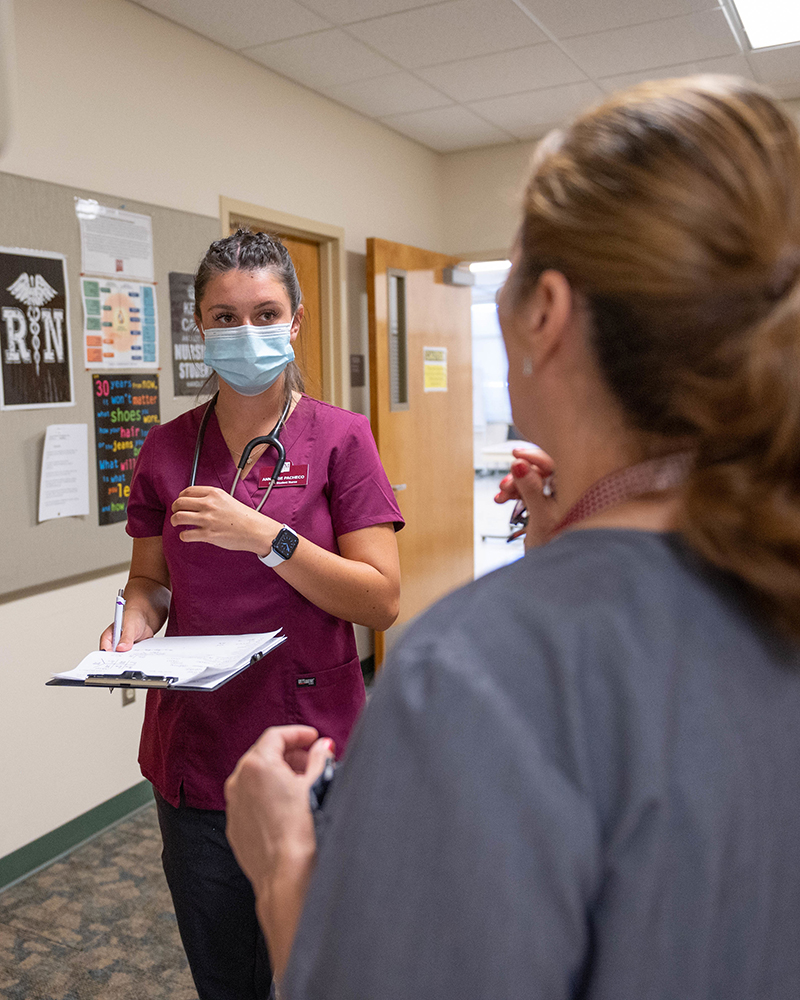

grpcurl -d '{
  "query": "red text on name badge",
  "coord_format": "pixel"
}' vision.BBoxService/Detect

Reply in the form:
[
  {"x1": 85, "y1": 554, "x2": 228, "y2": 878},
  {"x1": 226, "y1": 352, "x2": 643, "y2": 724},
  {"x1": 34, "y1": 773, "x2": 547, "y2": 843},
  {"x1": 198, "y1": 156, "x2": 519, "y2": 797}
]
[{"x1": 258, "y1": 463, "x2": 309, "y2": 489}]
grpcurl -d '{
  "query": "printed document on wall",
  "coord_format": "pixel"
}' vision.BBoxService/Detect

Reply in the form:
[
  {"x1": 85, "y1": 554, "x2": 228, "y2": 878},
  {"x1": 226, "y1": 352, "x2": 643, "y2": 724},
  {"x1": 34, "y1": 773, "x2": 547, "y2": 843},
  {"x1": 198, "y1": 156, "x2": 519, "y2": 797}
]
[
  {"x1": 75, "y1": 199, "x2": 154, "y2": 282},
  {"x1": 81, "y1": 277, "x2": 158, "y2": 368},
  {"x1": 38, "y1": 424, "x2": 90, "y2": 522}
]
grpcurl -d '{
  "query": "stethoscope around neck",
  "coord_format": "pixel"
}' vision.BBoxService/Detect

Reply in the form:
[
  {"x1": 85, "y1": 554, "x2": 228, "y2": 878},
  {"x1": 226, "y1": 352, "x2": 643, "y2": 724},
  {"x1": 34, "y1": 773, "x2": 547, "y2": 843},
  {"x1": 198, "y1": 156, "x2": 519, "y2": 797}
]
[{"x1": 190, "y1": 391, "x2": 293, "y2": 512}]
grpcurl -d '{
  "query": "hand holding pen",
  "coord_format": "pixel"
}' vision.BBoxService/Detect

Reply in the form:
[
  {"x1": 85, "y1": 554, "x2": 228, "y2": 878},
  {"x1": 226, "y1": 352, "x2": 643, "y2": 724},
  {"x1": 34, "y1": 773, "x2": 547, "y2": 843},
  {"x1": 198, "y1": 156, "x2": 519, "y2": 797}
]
[
  {"x1": 112, "y1": 589, "x2": 126, "y2": 652},
  {"x1": 100, "y1": 577, "x2": 170, "y2": 653},
  {"x1": 494, "y1": 446, "x2": 557, "y2": 550}
]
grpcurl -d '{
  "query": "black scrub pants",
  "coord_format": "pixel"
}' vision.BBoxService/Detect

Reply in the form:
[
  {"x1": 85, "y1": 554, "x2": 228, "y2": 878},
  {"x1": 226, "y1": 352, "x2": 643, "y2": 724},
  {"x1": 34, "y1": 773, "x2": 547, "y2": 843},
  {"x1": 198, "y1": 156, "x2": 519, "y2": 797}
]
[{"x1": 155, "y1": 789, "x2": 273, "y2": 1000}]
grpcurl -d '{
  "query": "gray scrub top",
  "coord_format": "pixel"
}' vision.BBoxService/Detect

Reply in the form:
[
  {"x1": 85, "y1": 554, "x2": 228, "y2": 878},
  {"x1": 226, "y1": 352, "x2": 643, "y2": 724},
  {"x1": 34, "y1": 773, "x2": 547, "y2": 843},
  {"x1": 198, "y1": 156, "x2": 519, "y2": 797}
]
[{"x1": 284, "y1": 530, "x2": 800, "y2": 1000}]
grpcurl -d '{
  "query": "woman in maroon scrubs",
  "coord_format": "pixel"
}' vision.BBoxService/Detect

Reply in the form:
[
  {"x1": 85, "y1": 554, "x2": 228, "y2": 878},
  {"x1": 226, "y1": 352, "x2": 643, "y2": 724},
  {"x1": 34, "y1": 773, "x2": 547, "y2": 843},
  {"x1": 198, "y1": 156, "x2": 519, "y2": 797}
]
[{"x1": 101, "y1": 230, "x2": 403, "y2": 1000}]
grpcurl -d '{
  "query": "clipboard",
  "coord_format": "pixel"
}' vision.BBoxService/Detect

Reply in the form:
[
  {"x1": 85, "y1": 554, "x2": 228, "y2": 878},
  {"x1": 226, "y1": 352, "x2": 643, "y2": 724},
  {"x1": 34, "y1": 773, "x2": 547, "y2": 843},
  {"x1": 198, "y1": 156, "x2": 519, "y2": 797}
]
[
  {"x1": 46, "y1": 651, "x2": 271, "y2": 692},
  {"x1": 47, "y1": 632, "x2": 286, "y2": 692}
]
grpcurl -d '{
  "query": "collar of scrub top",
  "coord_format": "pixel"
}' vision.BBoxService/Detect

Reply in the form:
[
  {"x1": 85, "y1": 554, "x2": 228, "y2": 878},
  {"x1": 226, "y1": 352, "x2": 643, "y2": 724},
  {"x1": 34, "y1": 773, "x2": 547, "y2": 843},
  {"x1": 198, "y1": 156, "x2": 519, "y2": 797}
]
[{"x1": 190, "y1": 390, "x2": 293, "y2": 513}]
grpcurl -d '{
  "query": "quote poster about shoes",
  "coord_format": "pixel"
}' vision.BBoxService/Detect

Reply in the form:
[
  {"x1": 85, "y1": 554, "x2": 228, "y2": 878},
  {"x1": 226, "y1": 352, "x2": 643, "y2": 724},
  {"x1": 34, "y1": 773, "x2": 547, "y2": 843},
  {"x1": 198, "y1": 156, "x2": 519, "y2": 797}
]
[{"x1": 93, "y1": 373, "x2": 160, "y2": 525}]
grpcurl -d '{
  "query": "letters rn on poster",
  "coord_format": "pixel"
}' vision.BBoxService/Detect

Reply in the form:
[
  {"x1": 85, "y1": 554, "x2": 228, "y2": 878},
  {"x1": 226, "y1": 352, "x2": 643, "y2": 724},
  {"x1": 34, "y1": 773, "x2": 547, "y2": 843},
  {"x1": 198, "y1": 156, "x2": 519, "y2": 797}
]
[{"x1": 0, "y1": 247, "x2": 74, "y2": 410}]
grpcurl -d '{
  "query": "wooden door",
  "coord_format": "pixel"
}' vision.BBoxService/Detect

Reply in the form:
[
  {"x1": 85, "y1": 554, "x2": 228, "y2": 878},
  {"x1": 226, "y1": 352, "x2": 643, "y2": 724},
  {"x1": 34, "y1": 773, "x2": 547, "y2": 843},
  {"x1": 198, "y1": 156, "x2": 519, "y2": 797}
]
[
  {"x1": 229, "y1": 218, "x2": 325, "y2": 401},
  {"x1": 368, "y1": 238, "x2": 474, "y2": 665}
]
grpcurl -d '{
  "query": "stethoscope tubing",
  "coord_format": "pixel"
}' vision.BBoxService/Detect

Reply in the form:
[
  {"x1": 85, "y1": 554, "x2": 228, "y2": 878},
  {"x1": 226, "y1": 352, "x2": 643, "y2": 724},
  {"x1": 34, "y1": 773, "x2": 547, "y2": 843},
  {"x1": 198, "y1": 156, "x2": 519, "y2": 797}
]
[{"x1": 190, "y1": 391, "x2": 292, "y2": 512}]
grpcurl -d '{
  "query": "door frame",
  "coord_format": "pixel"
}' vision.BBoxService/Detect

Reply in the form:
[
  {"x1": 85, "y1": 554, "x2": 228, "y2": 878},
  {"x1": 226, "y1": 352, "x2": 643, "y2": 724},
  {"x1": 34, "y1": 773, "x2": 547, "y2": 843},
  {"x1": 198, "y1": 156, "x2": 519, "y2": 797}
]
[{"x1": 219, "y1": 196, "x2": 349, "y2": 409}]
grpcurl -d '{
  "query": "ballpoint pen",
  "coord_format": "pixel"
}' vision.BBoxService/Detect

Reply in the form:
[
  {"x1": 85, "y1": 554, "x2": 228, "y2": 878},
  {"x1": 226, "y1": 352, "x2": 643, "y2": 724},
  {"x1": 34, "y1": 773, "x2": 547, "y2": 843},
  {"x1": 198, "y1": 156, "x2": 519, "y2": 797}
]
[{"x1": 112, "y1": 588, "x2": 126, "y2": 652}]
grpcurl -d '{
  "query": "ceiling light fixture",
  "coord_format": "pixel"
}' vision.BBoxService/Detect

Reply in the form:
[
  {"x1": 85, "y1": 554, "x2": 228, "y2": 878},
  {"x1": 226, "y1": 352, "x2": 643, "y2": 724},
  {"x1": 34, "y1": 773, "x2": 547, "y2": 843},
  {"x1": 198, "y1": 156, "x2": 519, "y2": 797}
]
[
  {"x1": 468, "y1": 260, "x2": 511, "y2": 273},
  {"x1": 730, "y1": 0, "x2": 800, "y2": 49}
]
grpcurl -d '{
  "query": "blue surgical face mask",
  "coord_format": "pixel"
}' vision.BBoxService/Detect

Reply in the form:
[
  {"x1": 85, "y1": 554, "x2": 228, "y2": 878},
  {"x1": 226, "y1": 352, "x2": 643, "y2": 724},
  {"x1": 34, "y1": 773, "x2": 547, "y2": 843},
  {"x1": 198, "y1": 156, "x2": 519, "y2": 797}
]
[{"x1": 203, "y1": 321, "x2": 295, "y2": 397}]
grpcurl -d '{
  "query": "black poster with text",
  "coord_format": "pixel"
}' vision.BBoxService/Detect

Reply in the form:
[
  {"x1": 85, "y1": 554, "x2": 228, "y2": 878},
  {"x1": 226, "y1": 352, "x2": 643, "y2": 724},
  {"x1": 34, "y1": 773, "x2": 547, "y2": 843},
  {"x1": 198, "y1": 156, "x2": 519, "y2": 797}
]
[
  {"x1": 93, "y1": 373, "x2": 160, "y2": 525},
  {"x1": 169, "y1": 271, "x2": 209, "y2": 396},
  {"x1": 0, "y1": 248, "x2": 73, "y2": 409}
]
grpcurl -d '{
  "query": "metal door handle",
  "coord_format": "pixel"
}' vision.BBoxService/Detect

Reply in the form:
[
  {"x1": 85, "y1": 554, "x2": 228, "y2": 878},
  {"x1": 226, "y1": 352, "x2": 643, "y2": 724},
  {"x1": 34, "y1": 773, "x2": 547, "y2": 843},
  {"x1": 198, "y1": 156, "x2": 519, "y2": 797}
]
[{"x1": 391, "y1": 484, "x2": 407, "y2": 492}]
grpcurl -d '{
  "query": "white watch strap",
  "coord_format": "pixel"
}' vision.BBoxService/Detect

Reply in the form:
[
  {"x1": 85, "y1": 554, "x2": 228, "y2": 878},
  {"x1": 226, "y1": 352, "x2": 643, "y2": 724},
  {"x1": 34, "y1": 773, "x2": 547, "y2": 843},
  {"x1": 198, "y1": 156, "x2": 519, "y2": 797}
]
[
  {"x1": 258, "y1": 525, "x2": 296, "y2": 567},
  {"x1": 259, "y1": 547, "x2": 284, "y2": 568}
]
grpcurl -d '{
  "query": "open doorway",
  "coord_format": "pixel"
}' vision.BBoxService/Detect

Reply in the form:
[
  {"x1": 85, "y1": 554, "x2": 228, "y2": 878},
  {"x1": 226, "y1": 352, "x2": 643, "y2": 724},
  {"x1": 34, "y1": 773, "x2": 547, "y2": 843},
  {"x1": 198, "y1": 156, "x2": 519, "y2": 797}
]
[{"x1": 470, "y1": 260, "x2": 529, "y2": 578}]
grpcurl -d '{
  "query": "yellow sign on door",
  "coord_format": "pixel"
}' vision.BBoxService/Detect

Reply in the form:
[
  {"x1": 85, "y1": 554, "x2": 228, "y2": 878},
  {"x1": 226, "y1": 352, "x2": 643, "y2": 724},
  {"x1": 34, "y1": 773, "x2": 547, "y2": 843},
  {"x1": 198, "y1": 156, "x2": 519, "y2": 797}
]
[{"x1": 424, "y1": 346, "x2": 447, "y2": 392}]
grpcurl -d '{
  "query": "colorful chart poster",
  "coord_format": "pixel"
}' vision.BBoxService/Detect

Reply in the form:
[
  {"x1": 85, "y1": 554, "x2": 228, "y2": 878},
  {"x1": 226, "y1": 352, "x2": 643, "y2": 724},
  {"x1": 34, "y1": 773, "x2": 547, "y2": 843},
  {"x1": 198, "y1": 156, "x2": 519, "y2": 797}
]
[
  {"x1": 82, "y1": 278, "x2": 158, "y2": 368},
  {"x1": 0, "y1": 247, "x2": 74, "y2": 410},
  {"x1": 93, "y1": 373, "x2": 160, "y2": 525},
  {"x1": 75, "y1": 200, "x2": 155, "y2": 282},
  {"x1": 169, "y1": 271, "x2": 209, "y2": 396}
]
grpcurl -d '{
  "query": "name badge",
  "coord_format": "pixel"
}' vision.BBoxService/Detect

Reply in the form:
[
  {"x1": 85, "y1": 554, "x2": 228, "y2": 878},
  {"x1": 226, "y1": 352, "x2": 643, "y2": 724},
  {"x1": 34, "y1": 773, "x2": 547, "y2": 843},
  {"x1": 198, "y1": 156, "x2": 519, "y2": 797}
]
[{"x1": 258, "y1": 461, "x2": 309, "y2": 489}]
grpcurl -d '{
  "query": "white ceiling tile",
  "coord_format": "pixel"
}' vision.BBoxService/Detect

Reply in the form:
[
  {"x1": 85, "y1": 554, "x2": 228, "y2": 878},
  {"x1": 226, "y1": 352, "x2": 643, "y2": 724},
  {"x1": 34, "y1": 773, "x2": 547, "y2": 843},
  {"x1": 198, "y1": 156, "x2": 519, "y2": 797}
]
[
  {"x1": 132, "y1": 0, "x2": 331, "y2": 49},
  {"x1": 381, "y1": 105, "x2": 516, "y2": 151},
  {"x1": 244, "y1": 29, "x2": 398, "y2": 89},
  {"x1": 348, "y1": 0, "x2": 547, "y2": 69},
  {"x1": 748, "y1": 44, "x2": 800, "y2": 95},
  {"x1": 563, "y1": 9, "x2": 741, "y2": 80},
  {"x1": 599, "y1": 53, "x2": 758, "y2": 93},
  {"x1": 298, "y1": 0, "x2": 443, "y2": 24},
  {"x1": 516, "y1": 0, "x2": 718, "y2": 40},
  {"x1": 469, "y1": 80, "x2": 604, "y2": 138},
  {"x1": 416, "y1": 42, "x2": 587, "y2": 102},
  {"x1": 323, "y1": 72, "x2": 452, "y2": 117}
]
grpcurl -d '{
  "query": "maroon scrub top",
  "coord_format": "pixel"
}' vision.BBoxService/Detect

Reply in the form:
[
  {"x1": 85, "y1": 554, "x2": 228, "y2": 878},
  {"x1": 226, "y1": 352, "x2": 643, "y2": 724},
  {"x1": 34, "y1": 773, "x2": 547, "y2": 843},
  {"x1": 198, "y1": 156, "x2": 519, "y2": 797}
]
[{"x1": 126, "y1": 395, "x2": 404, "y2": 810}]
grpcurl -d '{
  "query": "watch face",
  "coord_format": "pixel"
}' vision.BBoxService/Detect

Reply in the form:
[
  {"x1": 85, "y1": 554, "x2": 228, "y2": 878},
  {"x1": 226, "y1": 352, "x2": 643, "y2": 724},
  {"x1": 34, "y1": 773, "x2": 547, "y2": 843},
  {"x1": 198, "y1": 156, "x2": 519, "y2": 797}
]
[{"x1": 273, "y1": 527, "x2": 299, "y2": 560}]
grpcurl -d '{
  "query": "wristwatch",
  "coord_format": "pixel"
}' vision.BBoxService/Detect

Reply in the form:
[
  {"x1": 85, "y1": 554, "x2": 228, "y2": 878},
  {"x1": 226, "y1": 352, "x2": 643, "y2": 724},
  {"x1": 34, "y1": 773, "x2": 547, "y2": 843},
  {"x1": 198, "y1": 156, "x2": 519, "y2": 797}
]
[{"x1": 259, "y1": 525, "x2": 299, "y2": 567}]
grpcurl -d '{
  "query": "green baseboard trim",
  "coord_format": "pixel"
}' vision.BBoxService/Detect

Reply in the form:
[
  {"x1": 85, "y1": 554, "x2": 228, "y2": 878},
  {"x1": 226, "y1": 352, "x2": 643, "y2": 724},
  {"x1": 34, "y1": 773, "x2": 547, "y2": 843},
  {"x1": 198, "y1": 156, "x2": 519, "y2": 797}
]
[{"x1": 0, "y1": 780, "x2": 154, "y2": 893}]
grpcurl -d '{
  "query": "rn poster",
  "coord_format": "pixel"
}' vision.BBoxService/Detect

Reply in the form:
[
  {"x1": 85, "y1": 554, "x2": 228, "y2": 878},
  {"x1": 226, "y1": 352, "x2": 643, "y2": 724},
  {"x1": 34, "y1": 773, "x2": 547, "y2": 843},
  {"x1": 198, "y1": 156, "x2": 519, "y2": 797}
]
[
  {"x1": 0, "y1": 248, "x2": 74, "y2": 410},
  {"x1": 169, "y1": 271, "x2": 209, "y2": 396},
  {"x1": 93, "y1": 373, "x2": 160, "y2": 525}
]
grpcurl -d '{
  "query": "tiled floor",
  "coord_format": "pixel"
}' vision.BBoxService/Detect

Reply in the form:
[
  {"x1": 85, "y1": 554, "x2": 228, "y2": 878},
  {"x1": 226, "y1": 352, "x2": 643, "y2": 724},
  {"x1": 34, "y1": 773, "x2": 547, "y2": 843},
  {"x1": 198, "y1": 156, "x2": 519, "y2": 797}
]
[{"x1": 0, "y1": 805, "x2": 197, "y2": 1000}]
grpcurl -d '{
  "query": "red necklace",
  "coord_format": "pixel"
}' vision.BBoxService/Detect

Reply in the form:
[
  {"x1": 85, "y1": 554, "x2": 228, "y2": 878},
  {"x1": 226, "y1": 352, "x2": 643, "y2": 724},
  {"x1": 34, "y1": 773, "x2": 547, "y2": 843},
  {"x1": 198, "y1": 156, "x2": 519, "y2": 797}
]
[{"x1": 551, "y1": 451, "x2": 693, "y2": 536}]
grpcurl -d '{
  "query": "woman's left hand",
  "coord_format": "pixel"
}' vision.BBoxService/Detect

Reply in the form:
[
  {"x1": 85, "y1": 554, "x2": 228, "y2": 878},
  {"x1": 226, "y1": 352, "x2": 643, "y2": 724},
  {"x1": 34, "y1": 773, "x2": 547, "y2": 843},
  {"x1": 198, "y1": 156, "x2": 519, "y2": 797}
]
[
  {"x1": 171, "y1": 486, "x2": 274, "y2": 552},
  {"x1": 495, "y1": 447, "x2": 557, "y2": 549},
  {"x1": 225, "y1": 725, "x2": 333, "y2": 980}
]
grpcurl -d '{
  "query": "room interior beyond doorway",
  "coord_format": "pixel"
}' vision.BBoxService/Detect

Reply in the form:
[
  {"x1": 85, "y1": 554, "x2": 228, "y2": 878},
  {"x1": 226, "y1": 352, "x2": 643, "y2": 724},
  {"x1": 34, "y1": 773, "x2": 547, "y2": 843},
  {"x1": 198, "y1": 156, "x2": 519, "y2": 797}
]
[{"x1": 469, "y1": 259, "x2": 527, "y2": 579}]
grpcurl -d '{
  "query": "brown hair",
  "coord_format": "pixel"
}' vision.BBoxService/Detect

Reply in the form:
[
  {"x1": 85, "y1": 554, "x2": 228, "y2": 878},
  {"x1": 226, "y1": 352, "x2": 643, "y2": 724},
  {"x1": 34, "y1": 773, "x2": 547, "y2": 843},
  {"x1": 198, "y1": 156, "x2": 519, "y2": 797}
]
[
  {"x1": 194, "y1": 228, "x2": 305, "y2": 400},
  {"x1": 514, "y1": 76, "x2": 800, "y2": 637}
]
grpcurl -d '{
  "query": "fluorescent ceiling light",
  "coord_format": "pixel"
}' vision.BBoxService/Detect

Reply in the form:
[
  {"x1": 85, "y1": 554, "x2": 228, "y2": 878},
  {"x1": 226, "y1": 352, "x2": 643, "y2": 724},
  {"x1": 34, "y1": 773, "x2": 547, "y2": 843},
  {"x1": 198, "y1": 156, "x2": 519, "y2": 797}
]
[
  {"x1": 731, "y1": 0, "x2": 800, "y2": 49},
  {"x1": 468, "y1": 259, "x2": 511, "y2": 272}
]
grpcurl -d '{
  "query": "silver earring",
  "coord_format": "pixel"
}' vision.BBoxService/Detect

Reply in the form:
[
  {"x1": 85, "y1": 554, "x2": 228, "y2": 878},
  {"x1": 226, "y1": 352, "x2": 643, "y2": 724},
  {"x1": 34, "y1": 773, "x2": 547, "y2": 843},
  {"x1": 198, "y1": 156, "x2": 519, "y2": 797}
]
[{"x1": 522, "y1": 356, "x2": 533, "y2": 376}]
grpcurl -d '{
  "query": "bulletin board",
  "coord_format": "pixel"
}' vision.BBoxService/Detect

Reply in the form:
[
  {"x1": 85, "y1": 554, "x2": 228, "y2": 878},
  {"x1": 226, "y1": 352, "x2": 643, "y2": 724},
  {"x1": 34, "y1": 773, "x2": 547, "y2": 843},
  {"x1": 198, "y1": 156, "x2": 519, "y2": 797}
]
[{"x1": 0, "y1": 171, "x2": 220, "y2": 599}]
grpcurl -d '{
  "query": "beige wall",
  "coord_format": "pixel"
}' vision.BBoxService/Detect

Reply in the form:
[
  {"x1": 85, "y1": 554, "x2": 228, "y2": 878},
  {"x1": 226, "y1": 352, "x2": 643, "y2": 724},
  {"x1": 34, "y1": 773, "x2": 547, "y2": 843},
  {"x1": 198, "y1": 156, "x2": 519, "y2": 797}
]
[
  {"x1": 1, "y1": 0, "x2": 445, "y2": 255},
  {"x1": 442, "y1": 97, "x2": 800, "y2": 261},
  {"x1": 441, "y1": 140, "x2": 535, "y2": 259},
  {"x1": 0, "y1": 0, "x2": 449, "y2": 859},
  {"x1": 0, "y1": 570, "x2": 143, "y2": 857}
]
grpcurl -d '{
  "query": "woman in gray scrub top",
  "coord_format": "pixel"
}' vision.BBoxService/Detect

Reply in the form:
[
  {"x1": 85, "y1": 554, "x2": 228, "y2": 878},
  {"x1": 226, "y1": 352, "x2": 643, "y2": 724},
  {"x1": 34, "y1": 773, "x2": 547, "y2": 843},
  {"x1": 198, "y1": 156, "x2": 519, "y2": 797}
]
[{"x1": 226, "y1": 76, "x2": 800, "y2": 1000}]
